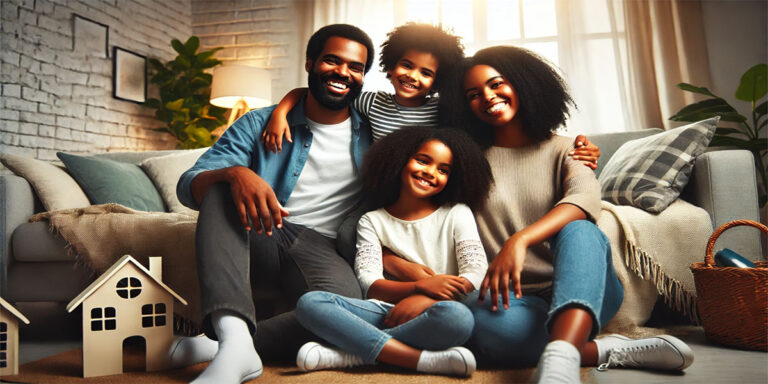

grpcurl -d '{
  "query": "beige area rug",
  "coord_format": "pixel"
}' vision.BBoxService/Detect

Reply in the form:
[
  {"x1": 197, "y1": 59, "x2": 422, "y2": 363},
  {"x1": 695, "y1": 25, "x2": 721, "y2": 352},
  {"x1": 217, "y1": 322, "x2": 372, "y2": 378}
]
[{"x1": 0, "y1": 346, "x2": 596, "y2": 383}]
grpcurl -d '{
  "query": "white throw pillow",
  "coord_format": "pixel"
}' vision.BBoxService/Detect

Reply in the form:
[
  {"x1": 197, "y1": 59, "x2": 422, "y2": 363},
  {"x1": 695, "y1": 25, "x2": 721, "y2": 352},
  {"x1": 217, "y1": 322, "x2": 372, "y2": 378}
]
[
  {"x1": 0, "y1": 153, "x2": 91, "y2": 211},
  {"x1": 140, "y1": 148, "x2": 207, "y2": 213}
]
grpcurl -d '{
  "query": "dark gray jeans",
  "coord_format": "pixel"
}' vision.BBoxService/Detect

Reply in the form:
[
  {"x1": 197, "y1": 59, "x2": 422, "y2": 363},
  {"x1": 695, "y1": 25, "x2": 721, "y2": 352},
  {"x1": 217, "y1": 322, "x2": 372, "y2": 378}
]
[{"x1": 195, "y1": 183, "x2": 362, "y2": 360}]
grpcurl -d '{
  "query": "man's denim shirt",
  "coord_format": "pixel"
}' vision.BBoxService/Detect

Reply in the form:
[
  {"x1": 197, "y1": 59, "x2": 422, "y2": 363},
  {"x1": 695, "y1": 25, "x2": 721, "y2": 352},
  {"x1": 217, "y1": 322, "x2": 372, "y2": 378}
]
[{"x1": 177, "y1": 98, "x2": 372, "y2": 210}]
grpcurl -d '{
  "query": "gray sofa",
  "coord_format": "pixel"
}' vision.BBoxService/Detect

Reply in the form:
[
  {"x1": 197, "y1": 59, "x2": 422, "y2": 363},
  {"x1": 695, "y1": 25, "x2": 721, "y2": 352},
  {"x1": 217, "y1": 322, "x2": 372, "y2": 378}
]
[{"x1": 0, "y1": 130, "x2": 763, "y2": 334}]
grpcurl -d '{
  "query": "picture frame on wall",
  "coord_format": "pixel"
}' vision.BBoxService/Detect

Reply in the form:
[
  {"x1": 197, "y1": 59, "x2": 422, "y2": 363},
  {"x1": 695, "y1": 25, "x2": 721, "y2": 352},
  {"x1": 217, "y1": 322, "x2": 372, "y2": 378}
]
[
  {"x1": 72, "y1": 14, "x2": 109, "y2": 58},
  {"x1": 113, "y1": 47, "x2": 147, "y2": 104}
]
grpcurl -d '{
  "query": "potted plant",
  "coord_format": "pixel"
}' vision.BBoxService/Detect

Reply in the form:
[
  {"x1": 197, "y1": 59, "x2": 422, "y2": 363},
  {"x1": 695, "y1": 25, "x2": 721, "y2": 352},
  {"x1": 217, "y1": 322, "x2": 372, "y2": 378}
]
[
  {"x1": 145, "y1": 36, "x2": 228, "y2": 149},
  {"x1": 670, "y1": 64, "x2": 767, "y2": 207}
]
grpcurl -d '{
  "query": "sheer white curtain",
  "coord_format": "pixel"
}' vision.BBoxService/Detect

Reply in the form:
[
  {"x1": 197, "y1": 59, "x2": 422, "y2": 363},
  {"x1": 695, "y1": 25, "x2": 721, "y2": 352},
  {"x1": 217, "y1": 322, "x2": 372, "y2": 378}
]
[{"x1": 299, "y1": 0, "x2": 711, "y2": 134}]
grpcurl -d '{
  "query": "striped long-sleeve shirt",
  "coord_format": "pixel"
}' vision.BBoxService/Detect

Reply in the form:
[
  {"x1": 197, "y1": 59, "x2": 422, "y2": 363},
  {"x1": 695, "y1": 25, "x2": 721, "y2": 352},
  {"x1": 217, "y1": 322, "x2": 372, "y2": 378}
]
[{"x1": 352, "y1": 91, "x2": 439, "y2": 142}]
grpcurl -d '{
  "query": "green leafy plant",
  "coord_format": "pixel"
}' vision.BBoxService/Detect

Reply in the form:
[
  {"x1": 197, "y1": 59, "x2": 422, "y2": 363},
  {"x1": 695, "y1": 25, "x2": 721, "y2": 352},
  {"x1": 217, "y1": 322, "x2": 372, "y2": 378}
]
[
  {"x1": 146, "y1": 36, "x2": 227, "y2": 149},
  {"x1": 670, "y1": 63, "x2": 767, "y2": 207}
]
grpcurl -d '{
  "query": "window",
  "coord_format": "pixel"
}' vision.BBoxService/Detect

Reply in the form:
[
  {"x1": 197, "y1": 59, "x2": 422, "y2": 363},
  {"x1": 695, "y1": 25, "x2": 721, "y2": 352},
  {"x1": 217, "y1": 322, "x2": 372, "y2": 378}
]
[
  {"x1": 0, "y1": 322, "x2": 6, "y2": 368},
  {"x1": 383, "y1": 0, "x2": 630, "y2": 134},
  {"x1": 90, "y1": 307, "x2": 117, "y2": 331},
  {"x1": 141, "y1": 303, "x2": 167, "y2": 328},
  {"x1": 116, "y1": 277, "x2": 142, "y2": 299}
]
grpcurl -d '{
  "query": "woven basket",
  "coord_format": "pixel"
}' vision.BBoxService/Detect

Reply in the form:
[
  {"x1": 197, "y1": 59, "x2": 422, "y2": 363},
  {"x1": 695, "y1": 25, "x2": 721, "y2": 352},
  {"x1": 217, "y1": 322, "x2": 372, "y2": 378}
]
[{"x1": 690, "y1": 219, "x2": 768, "y2": 351}]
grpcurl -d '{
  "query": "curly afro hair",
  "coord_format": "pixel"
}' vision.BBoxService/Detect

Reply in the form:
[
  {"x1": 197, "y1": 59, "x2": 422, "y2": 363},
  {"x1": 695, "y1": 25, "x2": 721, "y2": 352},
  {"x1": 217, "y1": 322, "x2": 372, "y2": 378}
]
[
  {"x1": 362, "y1": 126, "x2": 493, "y2": 212},
  {"x1": 439, "y1": 46, "x2": 575, "y2": 148},
  {"x1": 379, "y1": 23, "x2": 465, "y2": 95}
]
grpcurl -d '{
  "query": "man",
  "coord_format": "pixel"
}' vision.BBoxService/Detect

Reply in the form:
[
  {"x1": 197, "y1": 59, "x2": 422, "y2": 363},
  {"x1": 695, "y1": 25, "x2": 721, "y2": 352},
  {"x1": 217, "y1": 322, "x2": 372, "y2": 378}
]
[{"x1": 174, "y1": 24, "x2": 375, "y2": 384}]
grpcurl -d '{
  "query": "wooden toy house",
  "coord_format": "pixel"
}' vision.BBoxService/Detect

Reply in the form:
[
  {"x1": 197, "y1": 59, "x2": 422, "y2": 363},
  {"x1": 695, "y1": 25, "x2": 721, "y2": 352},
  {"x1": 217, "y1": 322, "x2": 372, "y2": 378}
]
[
  {"x1": 0, "y1": 297, "x2": 30, "y2": 376},
  {"x1": 66, "y1": 255, "x2": 187, "y2": 378}
]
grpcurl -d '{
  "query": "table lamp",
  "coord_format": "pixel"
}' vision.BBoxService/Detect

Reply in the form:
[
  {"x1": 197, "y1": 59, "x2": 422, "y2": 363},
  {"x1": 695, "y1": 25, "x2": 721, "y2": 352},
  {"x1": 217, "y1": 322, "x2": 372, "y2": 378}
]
[{"x1": 210, "y1": 65, "x2": 272, "y2": 135}]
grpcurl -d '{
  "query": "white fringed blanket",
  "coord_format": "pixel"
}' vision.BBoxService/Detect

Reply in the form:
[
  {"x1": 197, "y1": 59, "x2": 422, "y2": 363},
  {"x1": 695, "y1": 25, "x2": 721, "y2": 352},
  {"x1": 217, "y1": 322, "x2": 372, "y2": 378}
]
[
  {"x1": 598, "y1": 199, "x2": 713, "y2": 336},
  {"x1": 31, "y1": 204, "x2": 202, "y2": 333}
]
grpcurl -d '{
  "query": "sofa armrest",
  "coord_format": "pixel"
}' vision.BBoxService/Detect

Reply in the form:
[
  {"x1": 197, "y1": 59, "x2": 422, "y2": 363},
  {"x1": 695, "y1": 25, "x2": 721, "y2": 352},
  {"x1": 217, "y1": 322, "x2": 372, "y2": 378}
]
[
  {"x1": 683, "y1": 149, "x2": 762, "y2": 259},
  {"x1": 0, "y1": 174, "x2": 37, "y2": 293}
]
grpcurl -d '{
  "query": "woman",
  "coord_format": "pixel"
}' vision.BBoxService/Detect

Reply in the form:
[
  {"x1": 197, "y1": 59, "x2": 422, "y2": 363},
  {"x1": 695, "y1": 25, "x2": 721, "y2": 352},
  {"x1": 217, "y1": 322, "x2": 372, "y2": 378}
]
[{"x1": 389, "y1": 46, "x2": 694, "y2": 383}]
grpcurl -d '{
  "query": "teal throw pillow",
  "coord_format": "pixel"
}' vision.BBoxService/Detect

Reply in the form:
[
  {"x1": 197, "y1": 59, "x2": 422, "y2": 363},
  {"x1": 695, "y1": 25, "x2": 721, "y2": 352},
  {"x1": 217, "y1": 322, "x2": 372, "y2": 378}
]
[{"x1": 57, "y1": 152, "x2": 166, "y2": 212}]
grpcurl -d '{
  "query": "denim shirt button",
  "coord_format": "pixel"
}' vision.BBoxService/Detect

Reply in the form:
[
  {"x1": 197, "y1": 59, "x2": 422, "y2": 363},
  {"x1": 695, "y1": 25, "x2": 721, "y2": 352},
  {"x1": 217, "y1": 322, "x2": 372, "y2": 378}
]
[
  {"x1": 304, "y1": 143, "x2": 309, "y2": 147},
  {"x1": 293, "y1": 172, "x2": 298, "y2": 176}
]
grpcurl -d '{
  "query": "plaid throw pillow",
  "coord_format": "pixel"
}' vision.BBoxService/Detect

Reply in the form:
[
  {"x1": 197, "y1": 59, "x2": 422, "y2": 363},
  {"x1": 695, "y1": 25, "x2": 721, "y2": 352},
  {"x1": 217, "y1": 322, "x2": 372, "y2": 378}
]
[{"x1": 598, "y1": 117, "x2": 718, "y2": 213}]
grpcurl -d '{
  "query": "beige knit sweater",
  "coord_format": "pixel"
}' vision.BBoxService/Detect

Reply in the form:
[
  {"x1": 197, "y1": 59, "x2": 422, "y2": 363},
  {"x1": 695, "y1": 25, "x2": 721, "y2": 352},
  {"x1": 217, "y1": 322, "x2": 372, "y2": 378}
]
[{"x1": 475, "y1": 135, "x2": 602, "y2": 296}]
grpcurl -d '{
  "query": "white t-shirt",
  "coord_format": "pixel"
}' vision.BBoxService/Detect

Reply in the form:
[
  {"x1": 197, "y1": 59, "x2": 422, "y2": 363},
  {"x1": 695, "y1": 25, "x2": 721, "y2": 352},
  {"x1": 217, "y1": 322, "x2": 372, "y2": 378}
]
[
  {"x1": 354, "y1": 204, "x2": 488, "y2": 297},
  {"x1": 283, "y1": 117, "x2": 362, "y2": 237}
]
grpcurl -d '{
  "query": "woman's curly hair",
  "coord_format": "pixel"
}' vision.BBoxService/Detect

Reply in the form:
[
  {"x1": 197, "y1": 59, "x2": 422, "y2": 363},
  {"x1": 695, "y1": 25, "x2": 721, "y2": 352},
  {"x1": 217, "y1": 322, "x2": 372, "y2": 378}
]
[
  {"x1": 439, "y1": 46, "x2": 575, "y2": 148},
  {"x1": 362, "y1": 127, "x2": 493, "y2": 212},
  {"x1": 379, "y1": 23, "x2": 465, "y2": 95}
]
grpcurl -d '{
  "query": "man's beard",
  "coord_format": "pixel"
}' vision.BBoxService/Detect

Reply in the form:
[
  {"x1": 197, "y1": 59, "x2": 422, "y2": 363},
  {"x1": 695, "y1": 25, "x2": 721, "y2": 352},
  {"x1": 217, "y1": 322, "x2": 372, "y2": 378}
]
[{"x1": 307, "y1": 70, "x2": 362, "y2": 111}]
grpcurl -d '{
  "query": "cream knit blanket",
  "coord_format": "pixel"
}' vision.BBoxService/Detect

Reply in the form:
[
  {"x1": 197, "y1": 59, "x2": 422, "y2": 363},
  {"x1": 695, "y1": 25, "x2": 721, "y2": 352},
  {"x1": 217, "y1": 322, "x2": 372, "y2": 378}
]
[
  {"x1": 31, "y1": 204, "x2": 202, "y2": 334},
  {"x1": 598, "y1": 199, "x2": 713, "y2": 336}
]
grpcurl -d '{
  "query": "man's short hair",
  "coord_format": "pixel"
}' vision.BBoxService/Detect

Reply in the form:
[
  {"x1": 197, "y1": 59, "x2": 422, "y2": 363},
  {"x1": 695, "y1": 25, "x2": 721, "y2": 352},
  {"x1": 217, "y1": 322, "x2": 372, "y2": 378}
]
[{"x1": 306, "y1": 24, "x2": 375, "y2": 74}]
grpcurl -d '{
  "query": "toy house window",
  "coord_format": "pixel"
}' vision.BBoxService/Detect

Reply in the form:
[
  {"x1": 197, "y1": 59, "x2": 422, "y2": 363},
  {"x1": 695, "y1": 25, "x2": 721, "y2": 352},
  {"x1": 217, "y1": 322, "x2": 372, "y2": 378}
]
[
  {"x1": 91, "y1": 307, "x2": 117, "y2": 331},
  {"x1": 116, "y1": 277, "x2": 142, "y2": 299},
  {"x1": 141, "y1": 303, "x2": 167, "y2": 328},
  {"x1": 0, "y1": 322, "x2": 6, "y2": 368}
]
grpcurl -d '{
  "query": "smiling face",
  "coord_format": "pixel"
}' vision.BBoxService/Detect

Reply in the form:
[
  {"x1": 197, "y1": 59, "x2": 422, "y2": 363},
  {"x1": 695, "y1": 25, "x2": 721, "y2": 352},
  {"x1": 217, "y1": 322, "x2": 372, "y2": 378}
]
[
  {"x1": 306, "y1": 36, "x2": 368, "y2": 110},
  {"x1": 387, "y1": 50, "x2": 438, "y2": 107},
  {"x1": 463, "y1": 64, "x2": 520, "y2": 128},
  {"x1": 399, "y1": 139, "x2": 453, "y2": 201}
]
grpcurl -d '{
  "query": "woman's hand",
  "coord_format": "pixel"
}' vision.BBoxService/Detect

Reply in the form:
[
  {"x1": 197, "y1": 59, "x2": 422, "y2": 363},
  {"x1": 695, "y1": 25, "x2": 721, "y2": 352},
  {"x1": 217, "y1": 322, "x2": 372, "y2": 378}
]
[
  {"x1": 570, "y1": 135, "x2": 600, "y2": 170},
  {"x1": 479, "y1": 234, "x2": 528, "y2": 311},
  {"x1": 384, "y1": 294, "x2": 437, "y2": 327},
  {"x1": 382, "y1": 250, "x2": 435, "y2": 282},
  {"x1": 415, "y1": 274, "x2": 468, "y2": 300}
]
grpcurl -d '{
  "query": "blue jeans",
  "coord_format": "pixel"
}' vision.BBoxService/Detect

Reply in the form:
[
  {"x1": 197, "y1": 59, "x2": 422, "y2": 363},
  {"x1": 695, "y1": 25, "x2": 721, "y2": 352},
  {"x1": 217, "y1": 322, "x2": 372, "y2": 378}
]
[
  {"x1": 296, "y1": 291, "x2": 475, "y2": 363},
  {"x1": 463, "y1": 220, "x2": 623, "y2": 367}
]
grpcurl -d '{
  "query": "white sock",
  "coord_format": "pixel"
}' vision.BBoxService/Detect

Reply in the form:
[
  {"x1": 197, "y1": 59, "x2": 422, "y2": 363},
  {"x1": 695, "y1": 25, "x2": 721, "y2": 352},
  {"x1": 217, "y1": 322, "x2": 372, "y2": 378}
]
[
  {"x1": 416, "y1": 347, "x2": 476, "y2": 377},
  {"x1": 531, "y1": 340, "x2": 581, "y2": 384},
  {"x1": 168, "y1": 334, "x2": 219, "y2": 368},
  {"x1": 191, "y1": 310, "x2": 263, "y2": 384}
]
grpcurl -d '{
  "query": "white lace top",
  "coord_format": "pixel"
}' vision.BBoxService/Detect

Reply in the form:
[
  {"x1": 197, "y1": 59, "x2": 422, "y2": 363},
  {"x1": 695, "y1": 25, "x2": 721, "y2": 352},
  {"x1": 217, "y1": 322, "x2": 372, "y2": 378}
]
[{"x1": 354, "y1": 204, "x2": 488, "y2": 298}]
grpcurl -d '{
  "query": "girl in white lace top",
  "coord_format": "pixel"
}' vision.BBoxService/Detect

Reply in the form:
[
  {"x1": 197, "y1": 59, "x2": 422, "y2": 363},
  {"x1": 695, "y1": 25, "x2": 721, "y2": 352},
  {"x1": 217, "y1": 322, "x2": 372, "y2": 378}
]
[{"x1": 293, "y1": 127, "x2": 493, "y2": 377}]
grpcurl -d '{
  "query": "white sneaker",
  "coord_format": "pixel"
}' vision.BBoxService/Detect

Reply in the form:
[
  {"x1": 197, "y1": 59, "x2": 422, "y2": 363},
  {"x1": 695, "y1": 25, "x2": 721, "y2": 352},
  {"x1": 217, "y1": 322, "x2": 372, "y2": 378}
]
[
  {"x1": 596, "y1": 334, "x2": 694, "y2": 371},
  {"x1": 417, "y1": 346, "x2": 477, "y2": 377},
  {"x1": 296, "y1": 341, "x2": 364, "y2": 372}
]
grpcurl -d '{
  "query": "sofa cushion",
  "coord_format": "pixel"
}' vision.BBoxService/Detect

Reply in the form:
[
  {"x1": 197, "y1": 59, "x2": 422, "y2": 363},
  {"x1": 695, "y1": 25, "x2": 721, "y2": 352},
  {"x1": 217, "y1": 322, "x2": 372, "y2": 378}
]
[
  {"x1": 12, "y1": 221, "x2": 73, "y2": 262},
  {"x1": 0, "y1": 153, "x2": 91, "y2": 212},
  {"x1": 57, "y1": 152, "x2": 166, "y2": 212},
  {"x1": 140, "y1": 148, "x2": 207, "y2": 213},
  {"x1": 7, "y1": 262, "x2": 93, "y2": 302},
  {"x1": 597, "y1": 117, "x2": 718, "y2": 213}
]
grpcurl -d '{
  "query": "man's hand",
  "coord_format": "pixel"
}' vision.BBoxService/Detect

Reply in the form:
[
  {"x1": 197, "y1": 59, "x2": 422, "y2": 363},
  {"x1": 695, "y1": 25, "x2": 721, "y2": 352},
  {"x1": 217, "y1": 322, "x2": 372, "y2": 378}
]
[
  {"x1": 382, "y1": 250, "x2": 435, "y2": 282},
  {"x1": 384, "y1": 294, "x2": 437, "y2": 328},
  {"x1": 415, "y1": 274, "x2": 469, "y2": 300},
  {"x1": 479, "y1": 234, "x2": 528, "y2": 311},
  {"x1": 570, "y1": 134, "x2": 601, "y2": 170},
  {"x1": 226, "y1": 166, "x2": 289, "y2": 235}
]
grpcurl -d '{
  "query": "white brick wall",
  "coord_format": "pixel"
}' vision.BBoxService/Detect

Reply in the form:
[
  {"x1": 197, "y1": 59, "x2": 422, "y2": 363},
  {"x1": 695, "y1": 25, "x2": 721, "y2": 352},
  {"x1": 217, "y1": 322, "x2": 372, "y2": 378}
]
[{"x1": 0, "y1": 0, "x2": 192, "y2": 164}]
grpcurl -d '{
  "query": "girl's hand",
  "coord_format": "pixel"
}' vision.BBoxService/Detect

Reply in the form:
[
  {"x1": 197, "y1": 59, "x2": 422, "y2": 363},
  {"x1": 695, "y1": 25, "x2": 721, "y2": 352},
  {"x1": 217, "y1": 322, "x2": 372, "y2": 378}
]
[
  {"x1": 382, "y1": 250, "x2": 435, "y2": 282},
  {"x1": 569, "y1": 135, "x2": 600, "y2": 170},
  {"x1": 261, "y1": 115, "x2": 292, "y2": 153},
  {"x1": 415, "y1": 274, "x2": 468, "y2": 300},
  {"x1": 384, "y1": 294, "x2": 437, "y2": 327},
  {"x1": 479, "y1": 234, "x2": 527, "y2": 311}
]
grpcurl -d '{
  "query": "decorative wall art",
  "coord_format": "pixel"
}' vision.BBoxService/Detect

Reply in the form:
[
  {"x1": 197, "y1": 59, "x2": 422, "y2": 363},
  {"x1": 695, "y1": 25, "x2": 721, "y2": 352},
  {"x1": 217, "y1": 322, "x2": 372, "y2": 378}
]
[
  {"x1": 113, "y1": 47, "x2": 147, "y2": 104},
  {"x1": 72, "y1": 14, "x2": 109, "y2": 58}
]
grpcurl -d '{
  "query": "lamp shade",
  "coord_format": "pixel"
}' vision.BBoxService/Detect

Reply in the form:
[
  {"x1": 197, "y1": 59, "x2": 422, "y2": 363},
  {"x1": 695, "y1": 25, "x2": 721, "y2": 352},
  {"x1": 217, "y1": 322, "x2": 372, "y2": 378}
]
[{"x1": 210, "y1": 65, "x2": 272, "y2": 109}]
